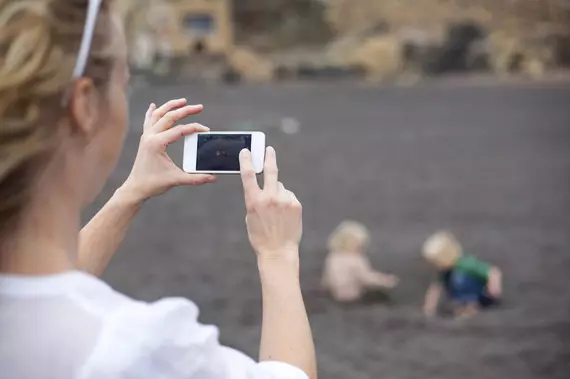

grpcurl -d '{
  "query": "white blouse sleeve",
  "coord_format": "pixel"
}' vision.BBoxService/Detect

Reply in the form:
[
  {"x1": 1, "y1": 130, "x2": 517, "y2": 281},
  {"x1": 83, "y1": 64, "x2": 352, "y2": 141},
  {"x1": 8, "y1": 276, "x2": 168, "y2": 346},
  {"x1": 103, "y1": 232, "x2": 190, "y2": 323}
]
[{"x1": 79, "y1": 297, "x2": 309, "y2": 379}]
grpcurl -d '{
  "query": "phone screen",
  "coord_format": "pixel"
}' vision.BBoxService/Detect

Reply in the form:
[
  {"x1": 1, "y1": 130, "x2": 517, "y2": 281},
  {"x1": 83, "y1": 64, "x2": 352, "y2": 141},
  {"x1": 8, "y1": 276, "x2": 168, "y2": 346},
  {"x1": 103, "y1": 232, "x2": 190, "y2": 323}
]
[{"x1": 196, "y1": 134, "x2": 252, "y2": 171}]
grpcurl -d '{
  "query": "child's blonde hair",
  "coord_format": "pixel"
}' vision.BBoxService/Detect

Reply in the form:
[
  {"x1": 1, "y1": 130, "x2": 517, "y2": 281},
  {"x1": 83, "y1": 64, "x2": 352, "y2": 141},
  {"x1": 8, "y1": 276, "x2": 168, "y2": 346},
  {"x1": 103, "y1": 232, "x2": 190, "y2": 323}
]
[
  {"x1": 422, "y1": 230, "x2": 462, "y2": 269},
  {"x1": 328, "y1": 220, "x2": 370, "y2": 253}
]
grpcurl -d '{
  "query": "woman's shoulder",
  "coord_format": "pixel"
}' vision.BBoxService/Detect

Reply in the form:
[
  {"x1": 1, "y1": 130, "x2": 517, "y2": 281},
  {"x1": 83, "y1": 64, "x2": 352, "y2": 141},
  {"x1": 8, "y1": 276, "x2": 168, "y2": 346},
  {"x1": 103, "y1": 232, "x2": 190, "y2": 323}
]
[
  {"x1": 70, "y1": 274, "x2": 211, "y2": 345},
  {"x1": 68, "y1": 273, "x2": 214, "y2": 351},
  {"x1": 77, "y1": 290, "x2": 219, "y2": 378}
]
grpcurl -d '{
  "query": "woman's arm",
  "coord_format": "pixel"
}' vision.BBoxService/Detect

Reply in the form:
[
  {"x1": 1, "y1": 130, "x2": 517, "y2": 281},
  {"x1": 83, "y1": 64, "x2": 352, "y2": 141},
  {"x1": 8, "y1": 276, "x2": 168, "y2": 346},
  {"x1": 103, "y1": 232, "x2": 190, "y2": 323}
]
[
  {"x1": 258, "y1": 255, "x2": 316, "y2": 378},
  {"x1": 423, "y1": 282, "x2": 443, "y2": 317},
  {"x1": 240, "y1": 148, "x2": 317, "y2": 379},
  {"x1": 78, "y1": 99, "x2": 215, "y2": 275},
  {"x1": 78, "y1": 186, "x2": 142, "y2": 275}
]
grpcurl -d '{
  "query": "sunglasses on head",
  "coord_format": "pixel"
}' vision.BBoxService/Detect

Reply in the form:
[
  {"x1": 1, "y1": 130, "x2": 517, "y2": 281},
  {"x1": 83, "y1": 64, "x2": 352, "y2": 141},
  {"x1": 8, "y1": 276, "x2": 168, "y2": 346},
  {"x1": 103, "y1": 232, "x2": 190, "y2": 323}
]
[{"x1": 62, "y1": 0, "x2": 103, "y2": 106}]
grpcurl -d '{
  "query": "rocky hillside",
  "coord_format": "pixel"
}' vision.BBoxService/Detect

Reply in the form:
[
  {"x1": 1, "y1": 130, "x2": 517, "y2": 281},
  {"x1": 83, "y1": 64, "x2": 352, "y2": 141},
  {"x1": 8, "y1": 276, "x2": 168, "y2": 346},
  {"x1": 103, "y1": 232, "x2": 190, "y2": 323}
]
[
  {"x1": 325, "y1": 0, "x2": 570, "y2": 37},
  {"x1": 233, "y1": 0, "x2": 570, "y2": 49}
]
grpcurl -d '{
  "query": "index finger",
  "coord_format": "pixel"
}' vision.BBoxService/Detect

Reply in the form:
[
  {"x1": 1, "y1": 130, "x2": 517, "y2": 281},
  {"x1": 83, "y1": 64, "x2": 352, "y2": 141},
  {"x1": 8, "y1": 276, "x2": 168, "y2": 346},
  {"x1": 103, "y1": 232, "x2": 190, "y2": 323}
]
[
  {"x1": 263, "y1": 146, "x2": 279, "y2": 194},
  {"x1": 147, "y1": 98, "x2": 187, "y2": 128},
  {"x1": 153, "y1": 104, "x2": 204, "y2": 133},
  {"x1": 239, "y1": 149, "x2": 261, "y2": 206}
]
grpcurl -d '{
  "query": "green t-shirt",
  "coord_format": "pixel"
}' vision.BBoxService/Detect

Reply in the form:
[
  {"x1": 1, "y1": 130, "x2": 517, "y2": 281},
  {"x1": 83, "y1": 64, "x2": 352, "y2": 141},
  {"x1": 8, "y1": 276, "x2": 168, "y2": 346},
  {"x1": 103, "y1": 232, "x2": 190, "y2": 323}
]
[
  {"x1": 438, "y1": 254, "x2": 491, "y2": 287},
  {"x1": 453, "y1": 255, "x2": 491, "y2": 281}
]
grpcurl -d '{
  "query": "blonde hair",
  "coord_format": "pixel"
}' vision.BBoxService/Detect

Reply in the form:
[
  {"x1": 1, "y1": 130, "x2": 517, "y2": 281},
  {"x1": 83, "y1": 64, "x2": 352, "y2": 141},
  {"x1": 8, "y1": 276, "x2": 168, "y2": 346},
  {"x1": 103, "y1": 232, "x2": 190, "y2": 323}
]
[
  {"x1": 0, "y1": 0, "x2": 116, "y2": 237},
  {"x1": 328, "y1": 220, "x2": 370, "y2": 253},
  {"x1": 422, "y1": 230, "x2": 462, "y2": 269}
]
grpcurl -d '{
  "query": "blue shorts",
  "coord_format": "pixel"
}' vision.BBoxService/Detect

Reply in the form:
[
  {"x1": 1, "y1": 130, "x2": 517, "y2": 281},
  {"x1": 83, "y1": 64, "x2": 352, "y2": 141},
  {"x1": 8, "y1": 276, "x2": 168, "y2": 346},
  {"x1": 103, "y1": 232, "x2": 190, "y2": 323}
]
[{"x1": 446, "y1": 270, "x2": 495, "y2": 307}]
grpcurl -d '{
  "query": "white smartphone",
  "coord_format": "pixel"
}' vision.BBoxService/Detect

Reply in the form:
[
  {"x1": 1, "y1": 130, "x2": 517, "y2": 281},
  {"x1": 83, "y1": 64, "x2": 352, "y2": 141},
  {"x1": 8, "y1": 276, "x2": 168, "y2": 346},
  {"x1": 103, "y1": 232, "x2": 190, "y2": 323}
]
[{"x1": 183, "y1": 131, "x2": 266, "y2": 174}]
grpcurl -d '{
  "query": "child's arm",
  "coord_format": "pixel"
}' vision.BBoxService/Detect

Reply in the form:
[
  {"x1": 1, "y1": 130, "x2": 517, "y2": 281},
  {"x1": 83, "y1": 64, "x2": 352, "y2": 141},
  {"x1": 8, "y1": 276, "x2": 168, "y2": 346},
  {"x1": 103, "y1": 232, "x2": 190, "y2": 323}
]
[
  {"x1": 487, "y1": 266, "x2": 503, "y2": 298},
  {"x1": 362, "y1": 271, "x2": 399, "y2": 289},
  {"x1": 356, "y1": 258, "x2": 399, "y2": 289},
  {"x1": 457, "y1": 256, "x2": 502, "y2": 299},
  {"x1": 423, "y1": 283, "x2": 443, "y2": 317}
]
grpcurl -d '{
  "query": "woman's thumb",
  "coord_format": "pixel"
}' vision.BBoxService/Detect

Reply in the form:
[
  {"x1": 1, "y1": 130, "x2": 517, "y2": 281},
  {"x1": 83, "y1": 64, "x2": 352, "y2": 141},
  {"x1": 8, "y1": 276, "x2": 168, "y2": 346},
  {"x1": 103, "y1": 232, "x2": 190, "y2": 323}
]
[{"x1": 176, "y1": 173, "x2": 217, "y2": 186}]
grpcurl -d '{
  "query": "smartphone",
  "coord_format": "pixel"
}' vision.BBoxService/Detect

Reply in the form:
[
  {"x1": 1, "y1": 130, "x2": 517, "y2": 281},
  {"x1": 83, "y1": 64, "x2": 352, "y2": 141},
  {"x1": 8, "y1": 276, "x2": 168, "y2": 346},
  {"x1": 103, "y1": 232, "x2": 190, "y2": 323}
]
[{"x1": 183, "y1": 131, "x2": 266, "y2": 174}]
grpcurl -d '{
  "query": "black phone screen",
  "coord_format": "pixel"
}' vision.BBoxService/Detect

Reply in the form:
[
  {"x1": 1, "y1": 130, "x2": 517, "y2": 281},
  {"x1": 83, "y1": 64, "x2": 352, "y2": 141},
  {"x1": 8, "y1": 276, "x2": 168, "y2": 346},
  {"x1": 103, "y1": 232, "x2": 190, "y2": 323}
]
[{"x1": 196, "y1": 134, "x2": 252, "y2": 171}]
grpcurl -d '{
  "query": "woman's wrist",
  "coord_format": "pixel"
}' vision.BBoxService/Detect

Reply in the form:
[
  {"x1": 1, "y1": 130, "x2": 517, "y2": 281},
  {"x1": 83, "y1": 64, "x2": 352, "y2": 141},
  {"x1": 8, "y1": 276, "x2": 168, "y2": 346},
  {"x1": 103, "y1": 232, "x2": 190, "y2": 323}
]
[
  {"x1": 114, "y1": 182, "x2": 147, "y2": 209},
  {"x1": 257, "y1": 249, "x2": 300, "y2": 283}
]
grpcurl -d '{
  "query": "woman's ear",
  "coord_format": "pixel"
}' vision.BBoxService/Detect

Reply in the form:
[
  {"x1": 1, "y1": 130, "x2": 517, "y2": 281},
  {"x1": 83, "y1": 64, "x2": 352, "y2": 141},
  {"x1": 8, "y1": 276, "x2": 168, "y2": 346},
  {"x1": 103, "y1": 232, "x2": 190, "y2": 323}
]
[{"x1": 68, "y1": 77, "x2": 100, "y2": 140}]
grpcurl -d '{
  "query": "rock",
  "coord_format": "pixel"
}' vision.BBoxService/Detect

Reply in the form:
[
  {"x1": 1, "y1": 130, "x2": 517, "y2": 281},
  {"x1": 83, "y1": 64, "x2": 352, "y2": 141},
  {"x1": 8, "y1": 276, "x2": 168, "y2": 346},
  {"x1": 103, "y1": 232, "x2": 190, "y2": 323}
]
[
  {"x1": 327, "y1": 34, "x2": 403, "y2": 79},
  {"x1": 295, "y1": 64, "x2": 365, "y2": 80},
  {"x1": 350, "y1": 35, "x2": 403, "y2": 78},
  {"x1": 553, "y1": 33, "x2": 570, "y2": 67},
  {"x1": 221, "y1": 67, "x2": 242, "y2": 84},
  {"x1": 274, "y1": 65, "x2": 296, "y2": 81},
  {"x1": 523, "y1": 58, "x2": 546, "y2": 79},
  {"x1": 427, "y1": 21, "x2": 488, "y2": 74},
  {"x1": 531, "y1": 28, "x2": 570, "y2": 68},
  {"x1": 486, "y1": 27, "x2": 566, "y2": 77},
  {"x1": 486, "y1": 31, "x2": 523, "y2": 75},
  {"x1": 466, "y1": 39, "x2": 491, "y2": 72},
  {"x1": 227, "y1": 47, "x2": 275, "y2": 82},
  {"x1": 398, "y1": 27, "x2": 444, "y2": 74}
]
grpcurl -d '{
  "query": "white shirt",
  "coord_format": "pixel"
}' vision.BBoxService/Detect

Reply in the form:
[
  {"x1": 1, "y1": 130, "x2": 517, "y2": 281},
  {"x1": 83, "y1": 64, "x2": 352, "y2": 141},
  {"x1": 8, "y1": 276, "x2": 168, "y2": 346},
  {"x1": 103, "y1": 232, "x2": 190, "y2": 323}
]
[{"x1": 0, "y1": 271, "x2": 308, "y2": 379}]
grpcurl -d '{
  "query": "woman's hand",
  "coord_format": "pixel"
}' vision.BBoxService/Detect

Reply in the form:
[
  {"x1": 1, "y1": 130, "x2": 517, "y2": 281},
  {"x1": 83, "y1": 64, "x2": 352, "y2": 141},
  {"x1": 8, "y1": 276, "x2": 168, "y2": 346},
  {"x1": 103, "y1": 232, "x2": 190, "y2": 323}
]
[
  {"x1": 239, "y1": 147, "x2": 302, "y2": 264},
  {"x1": 241, "y1": 148, "x2": 317, "y2": 379},
  {"x1": 122, "y1": 99, "x2": 216, "y2": 202}
]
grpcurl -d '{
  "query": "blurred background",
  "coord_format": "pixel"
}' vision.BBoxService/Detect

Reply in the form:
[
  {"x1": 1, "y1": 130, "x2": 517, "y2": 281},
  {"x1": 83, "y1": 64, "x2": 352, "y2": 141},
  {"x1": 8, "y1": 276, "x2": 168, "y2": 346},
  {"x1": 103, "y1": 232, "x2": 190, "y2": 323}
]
[
  {"x1": 89, "y1": 1, "x2": 570, "y2": 378},
  {"x1": 116, "y1": 0, "x2": 570, "y2": 83}
]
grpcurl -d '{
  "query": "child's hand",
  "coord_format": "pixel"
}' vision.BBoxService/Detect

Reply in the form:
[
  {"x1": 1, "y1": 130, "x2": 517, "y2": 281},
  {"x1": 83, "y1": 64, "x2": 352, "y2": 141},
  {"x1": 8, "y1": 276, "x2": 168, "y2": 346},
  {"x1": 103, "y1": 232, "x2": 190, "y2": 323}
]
[
  {"x1": 487, "y1": 281, "x2": 502, "y2": 298},
  {"x1": 382, "y1": 274, "x2": 399, "y2": 288},
  {"x1": 487, "y1": 267, "x2": 503, "y2": 298},
  {"x1": 423, "y1": 283, "x2": 442, "y2": 318}
]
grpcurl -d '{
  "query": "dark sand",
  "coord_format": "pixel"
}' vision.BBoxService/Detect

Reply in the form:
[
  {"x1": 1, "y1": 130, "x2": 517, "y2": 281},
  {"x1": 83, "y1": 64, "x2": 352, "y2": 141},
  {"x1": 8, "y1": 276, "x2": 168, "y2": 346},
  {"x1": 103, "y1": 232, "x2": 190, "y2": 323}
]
[{"x1": 87, "y1": 80, "x2": 570, "y2": 379}]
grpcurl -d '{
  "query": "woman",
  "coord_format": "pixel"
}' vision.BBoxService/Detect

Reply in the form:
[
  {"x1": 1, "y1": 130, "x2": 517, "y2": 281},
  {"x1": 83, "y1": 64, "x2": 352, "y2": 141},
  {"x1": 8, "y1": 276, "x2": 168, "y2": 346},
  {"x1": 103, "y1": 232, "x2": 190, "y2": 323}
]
[{"x1": 0, "y1": 1, "x2": 316, "y2": 378}]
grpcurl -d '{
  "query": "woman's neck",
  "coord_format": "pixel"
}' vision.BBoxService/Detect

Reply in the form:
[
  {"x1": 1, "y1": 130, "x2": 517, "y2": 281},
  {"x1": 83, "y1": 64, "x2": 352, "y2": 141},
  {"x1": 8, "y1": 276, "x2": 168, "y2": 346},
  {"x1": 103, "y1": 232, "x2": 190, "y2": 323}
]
[{"x1": 0, "y1": 183, "x2": 81, "y2": 276}]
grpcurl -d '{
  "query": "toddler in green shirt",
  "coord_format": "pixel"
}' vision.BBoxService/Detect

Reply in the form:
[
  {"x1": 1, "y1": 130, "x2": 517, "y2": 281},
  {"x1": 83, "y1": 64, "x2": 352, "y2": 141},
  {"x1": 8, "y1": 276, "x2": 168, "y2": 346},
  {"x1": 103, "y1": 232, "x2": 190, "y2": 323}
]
[{"x1": 422, "y1": 231, "x2": 503, "y2": 318}]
